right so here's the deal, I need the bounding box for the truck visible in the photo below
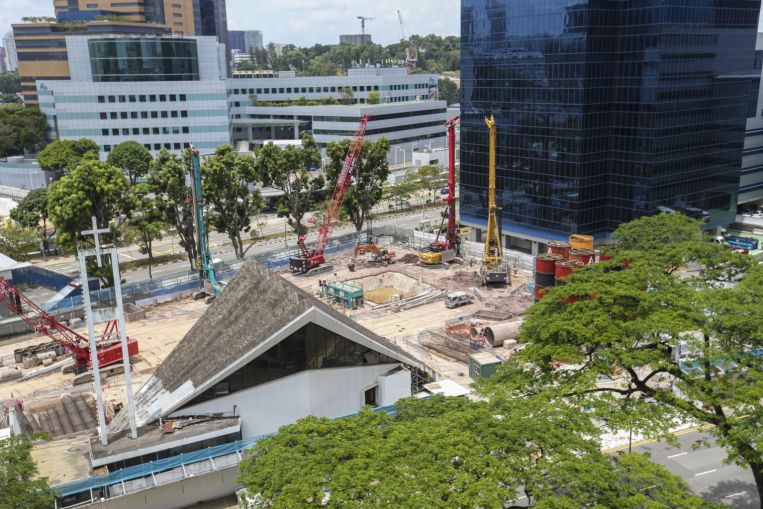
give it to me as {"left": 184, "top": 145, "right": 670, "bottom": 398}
{"left": 444, "top": 291, "right": 474, "bottom": 309}
{"left": 713, "top": 234, "right": 758, "bottom": 252}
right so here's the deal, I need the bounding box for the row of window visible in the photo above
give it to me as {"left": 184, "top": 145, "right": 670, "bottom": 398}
{"left": 101, "top": 126, "right": 190, "bottom": 136}
{"left": 99, "top": 110, "right": 189, "bottom": 120}
{"left": 97, "top": 93, "right": 188, "bottom": 103}
{"left": 104, "top": 142, "right": 186, "bottom": 153}
{"left": 233, "top": 85, "right": 381, "bottom": 95}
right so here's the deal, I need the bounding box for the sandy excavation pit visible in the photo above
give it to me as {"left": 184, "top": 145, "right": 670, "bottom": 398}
{"left": 349, "top": 271, "right": 433, "bottom": 304}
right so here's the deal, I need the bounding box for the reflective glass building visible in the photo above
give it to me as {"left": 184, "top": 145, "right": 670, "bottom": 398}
{"left": 461, "top": 1, "right": 762, "bottom": 250}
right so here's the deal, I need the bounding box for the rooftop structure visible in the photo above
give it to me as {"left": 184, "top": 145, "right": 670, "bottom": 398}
{"left": 340, "top": 34, "right": 372, "bottom": 45}
{"left": 109, "top": 261, "right": 431, "bottom": 438}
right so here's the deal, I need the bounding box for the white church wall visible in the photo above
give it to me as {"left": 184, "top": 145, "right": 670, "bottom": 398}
{"left": 172, "top": 364, "right": 405, "bottom": 439}
{"left": 377, "top": 368, "right": 412, "bottom": 406}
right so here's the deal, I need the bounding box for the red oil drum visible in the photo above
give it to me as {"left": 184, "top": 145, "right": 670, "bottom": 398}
{"left": 535, "top": 254, "right": 560, "bottom": 288}
{"left": 569, "top": 249, "right": 595, "bottom": 265}
{"left": 547, "top": 241, "right": 570, "bottom": 260}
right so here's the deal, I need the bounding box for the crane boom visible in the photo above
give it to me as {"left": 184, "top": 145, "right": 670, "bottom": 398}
{"left": 0, "top": 277, "right": 138, "bottom": 371}
{"left": 187, "top": 145, "right": 222, "bottom": 296}
{"left": 446, "top": 115, "right": 460, "bottom": 254}
{"left": 291, "top": 115, "right": 369, "bottom": 274}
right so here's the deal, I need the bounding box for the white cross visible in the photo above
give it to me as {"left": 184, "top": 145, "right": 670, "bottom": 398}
{"left": 81, "top": 216, "right": 110, "bottom": 267}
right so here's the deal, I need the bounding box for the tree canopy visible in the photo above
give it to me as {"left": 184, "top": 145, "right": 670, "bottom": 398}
{"left": 37, "top": 138, "right": 99, "bottom": 175}
{"left": 480, "top": 212, "right": 763, "bottom": 503}
{"left": 0, "top": 106, "right": 46, "bottom": 158}
{"left": 107, "top": 141, "right": 152, "bottom": 185}
{"left": 325, "top": 137, "right": 390, "bottom": 232}
{"left": 438, "top": 77, "right": 459, "bottom": 105}
{"left": 202, "top": 146, "right": 264, "bottom": 259}
{"left": 0, "top": 71, "right": 20, "bottom": 95}
{"left": 239, "top": 395, "right": 718, "bottom": 509}
{"left": 125, "top": 183, "right": 166, "bottom": 279}
{"left": 10, "top": 188, "right": 50, "bottom": 256}
{"left": 0, "top": 434, "right": 55, "bottom": 509}
{"left": 256, "top": 134, "right": 323, "bottom": 236}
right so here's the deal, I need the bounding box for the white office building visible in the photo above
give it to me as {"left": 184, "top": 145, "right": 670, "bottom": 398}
{"left": 740, "top": 31, "right": 763, "bottom": 205}
{"left": 38, "top": 35, "right": 231, "bottom": 157}
{"left": 3, "top": 31, "right": 17, "bottom": 72}
{"left": 235, "top": 101, "right": 447, "bottom": 164}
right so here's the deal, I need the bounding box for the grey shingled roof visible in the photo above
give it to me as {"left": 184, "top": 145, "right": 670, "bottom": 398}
{"left": 110, "top": 261, "right": 426, "bottom": 432}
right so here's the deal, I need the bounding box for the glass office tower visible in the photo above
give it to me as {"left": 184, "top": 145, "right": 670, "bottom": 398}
{"left": 461, "top": 1, "right": 762, "bottom": 246}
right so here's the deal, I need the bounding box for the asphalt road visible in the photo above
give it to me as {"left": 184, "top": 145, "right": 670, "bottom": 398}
{"left": 630, "top": 431, "right": 759, "bottom": 508}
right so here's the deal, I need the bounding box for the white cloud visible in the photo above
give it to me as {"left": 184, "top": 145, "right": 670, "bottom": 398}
{"left": 0, "top": 0, "right": 460, "bottom": 46}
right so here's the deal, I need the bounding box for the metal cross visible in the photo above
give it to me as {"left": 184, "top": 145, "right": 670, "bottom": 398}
{"left": 81, "top": 216, "right": 110, "bottom": 267}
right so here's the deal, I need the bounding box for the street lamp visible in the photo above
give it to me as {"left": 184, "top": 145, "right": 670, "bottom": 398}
{"left": 396, "top": 147, "right": 406, "bottom": 165}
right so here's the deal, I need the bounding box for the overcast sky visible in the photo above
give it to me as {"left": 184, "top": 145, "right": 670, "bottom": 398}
{"left": 0, "top": 0, "right": 460, "bottom": 46}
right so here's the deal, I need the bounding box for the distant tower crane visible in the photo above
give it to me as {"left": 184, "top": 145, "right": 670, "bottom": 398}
{"left": 357, "top": 16, "right": 374, "bottom": 43}
{"left": 397, "top": 10, "right": 418, "bottom": 72}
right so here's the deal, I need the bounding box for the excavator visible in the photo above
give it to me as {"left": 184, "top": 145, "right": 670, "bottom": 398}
{"left": 348, "top": 242, "right": 395, "bottom": 272}
{"left": 419, "top": 115, "right": 461, "bottom": 265}
{"left": 480, "top": 115, "right": 509, "bottom": 286}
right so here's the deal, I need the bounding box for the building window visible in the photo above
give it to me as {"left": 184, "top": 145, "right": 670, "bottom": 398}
{"left": 301, "top": 87, "right": 306, "bottom": 93}
{"left": 101, "top": 129, "right": 109, "bottom": 136}
{"left": 144, "top": 144, "right": 151, "bottom": 150}
{"left": 112, "top": 128, "right": 119, "bottom": 135}
{"left": 128, "top": 95, "right": 136, "bottom": 102}
{"left": 181, "top": 110, "right": 188, "bottom": 118}
{"left": 132, "top": 128, "right": 139, "bottom": 135}
{"left": 141, "top": 112, "right": 148, "bottom": 119}
{"left": 108, "top": 96, "right": 116, "bottom": 103}
{"left": 130, "top": 112, "right": 138, "bottom": 119}
{"left": 256, "top": 88, "right": 262, "bottom": 94}
{"left": 100, "top": 113, "right": 107, "bottom": 120}
{"left": 182, "top": 126, "right": 189, "bottom": 133}
{"left": 118, "top": 95, "right": 126, "bottom": 103}
{"left": 143, "top": 128, "right": 149, "bottom": 134}
{"left": 161, "top": 111, "right": 168, "bottom": 118}
{"left": 330, "top": 87, "right": 336, "bottom": 92}
{"left": 153, "top": 127, "right": 160, "bottom": 134}
{"left": 98, "top": 96, "right": 105, "bottom": 103}
{"left": 164, "top": 143, "right": 171, "bottom": 149}
{"left": 154, "top": 143, "right": 161, "bottom": 150}
{"left": 120, "top": 112, "right": 128, "bottom": 119}
{"left": 149, "top": 95, "right": 156, "bottom": 102}
{"left": 159, "top": 94, "right": 166, "bottom": 102}
{"left": 139, "top": 95, "right": 146, "bottom": 102}
{"left": 169, "top": 94, "right": 176, "bottom": 101}
{"left": 171, "top": 111, "right": 178, "bottom": 118}
{"left": 151, "top": 112, "right": 158, "bottom": 118}
{"left": 122, "top": 128, "right": 129, "bottom": 135}
{"left": 179, "top": 94, "right": 187, "bottom": 101}
{"left": 174, "top": 143, "right": 181, "bottom": 150}
{"left": 104, "top": 144, "right": 111, "bottom": 152}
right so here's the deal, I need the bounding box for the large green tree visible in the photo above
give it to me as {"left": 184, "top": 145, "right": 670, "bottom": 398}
{"left": 483, "top": 213, "right": 763, "bottom": 502}
{"left": 147, "top": 149, "right": 197, "bottom": 270}
{"left": 238, "top": 396, "right": 717, "bottom": 508}
{"left": 256, "top": 134, "right": 323, "bottom": 236}
{"left": 37, "top": 138, "right": 99, "bottom": 175}
{"left": 0, "top": 434, "right": 55, "bottom": 509}
{"left": 0, "top": 106, "right": 46, "bottom": 157}
{"left": 107, "top": 141, "right": 152, "bottom": 185}
{"left": 10, "top": 188, "right": 50, "bottom": 257}
{"left": 417, "top": 164, "right": 448, "bottom": 199}
{"left": 202, "top": 146, "right": 264, "bottom": 259}
{"left": 0, "top": 220, "right": 38, "bottom": 261}
{"left": 438, "top": 77, "right": 459, "bottom": 105}
{"left": 325, "top": 137, "right": 390, "bottom": 232}
{"left": 0, "top": 71, "right": 21, "bottom": 94}
{"left": 47, "top": 159, "right": 131, "bottom": 252}
{"left": 125, "top": 183, "right": 167, "bottom": 279}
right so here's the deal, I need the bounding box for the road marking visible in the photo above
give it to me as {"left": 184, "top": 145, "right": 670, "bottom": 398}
{"left": 694, "top": 469, "right": 717, "bottom": 477}
{"left": 724, "top": 492, "right": 747, "bottom": 499}
{"left": 667, "top": 452, "right": 688, "bottom": 459}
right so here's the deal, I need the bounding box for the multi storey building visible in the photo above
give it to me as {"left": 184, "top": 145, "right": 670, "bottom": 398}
{"left": 740, "top": 31, "right": 763, "bottom": 205}
{"left": 52, "top": 0, "right": 199, "bottom": 34}
{"left": 340, "top": 34, "right": 372, "bottom": 46}
{"left": 230, "top": 30, "right": 263, "bottom": 53}
{"left": 0, "top": 48, "right": 6, "bottom": 74}
{"left": 37, "top": 35, "right": 442, "bottom": 162}
{"left": 2, "top": 31, "right": 17, "bottom": 72}
{"left": 460, "top": 0, "right": 761, "bottom": 253}
{"left": 38, "top": 36, "right": 230, "bottom": 155}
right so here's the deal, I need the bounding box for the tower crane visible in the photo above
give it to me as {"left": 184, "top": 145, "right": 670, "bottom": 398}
{"left": 480, "top": 115, "right": 509, "bottom": 286}
{"left": 357, "top": 16, "right": 374, "bottom": 42}
{"left": 290, "top": 115, "right": 370, "bottom": 275}
{"left": 419, "top": 115, "right": 460, "bottom": 265}
{"left": 397, "top": 10, "right": 418, "bottom": 72}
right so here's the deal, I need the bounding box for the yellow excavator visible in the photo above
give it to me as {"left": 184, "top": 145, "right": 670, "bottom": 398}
{"left": 480, "top": 115, "right": 509, "bottom": 286}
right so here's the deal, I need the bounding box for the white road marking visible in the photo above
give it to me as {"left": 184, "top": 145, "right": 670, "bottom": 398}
{"left": 667, "top": 452, "right": 688, "bottom": 459}
{"left": 724, "top": 492, "right": 747, "bottom": 499}
{"left": 694, "top": 469, "right": 717, "bottom": 477}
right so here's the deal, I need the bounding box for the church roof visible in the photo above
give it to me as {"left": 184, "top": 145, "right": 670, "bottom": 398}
{"left": 109, "top": 261, "right": 428, "bottom": 432}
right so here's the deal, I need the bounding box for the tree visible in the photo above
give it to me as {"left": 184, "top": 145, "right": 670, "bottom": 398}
{"left": 107, "top": 141, "right": 152, "bottom": 186}
{"left": 384, "top": 170, "right": 420, "bottom": 210}
{"left": 417, "top": 164, "right": 448, "bottom": 199}
{"left": 202, "top": 146, "right": 264, "bottom": 259}
{"left": 438, "top": 77, "right": 459, "bottom": 105}
{"left": 0, "top": 220, "right": 38, "bottom": 261}
{"left": 367, "top": 90, "right": 381, "bottom": 104}
{"left": 10, "top": 188, "right": 50, "bottom": 257}
{"left": 125, "top": 184, "right": 166, "bottom": 279}
{"left": 0, "top": 106, "right": 46, "bottom": 158}
{"left": 483, "top": 213, "right": 763, "bottom": 502}
{"left": 37, "top": 138, "right": 99, "bottom": 175}
{"left": 256, "top": 134, "right": 323, "bottom": 236}
{"left": 47, "top": 159, "right": 131, "bottom": 254}
{"left": 238, "top": 395, "right": 717, "bottom": 508}
{"left": 0, "top": 71, "right": 20, "bottom": 94}
{"left": 611, "top": 212, "right": 703, "bottom": 251}
{"left": 325, "top": 137, "right": 390, "bottom": 232}
{"left": 0, "top": 434, "right": 56, "bottom": 509}
{"left": 148, "top": 149, "right": 197, "bottom": 270}
{"left": 339, "top": 86, "right": 354, "bottom": 105}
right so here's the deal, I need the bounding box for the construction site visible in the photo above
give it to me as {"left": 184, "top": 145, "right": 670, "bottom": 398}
{"left": 0, "top": 114, "right": 566, "bottom": 508}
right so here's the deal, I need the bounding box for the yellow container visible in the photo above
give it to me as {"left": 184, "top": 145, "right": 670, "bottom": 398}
{"left": 569, "top": 234, "right": 594, "bottom": 251}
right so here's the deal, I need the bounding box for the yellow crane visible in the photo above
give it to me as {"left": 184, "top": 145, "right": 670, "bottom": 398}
{"left": 480, "top": 115, "right": 509, "bottom": 286}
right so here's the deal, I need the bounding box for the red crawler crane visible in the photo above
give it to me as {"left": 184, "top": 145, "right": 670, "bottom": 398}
{"left": 0, "top": 277, "right": 138, "bottom": 373}
{"left": 290, "top": 115, "right": 370, "bottom": 274}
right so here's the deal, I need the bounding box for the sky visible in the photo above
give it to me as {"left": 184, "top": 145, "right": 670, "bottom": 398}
{"left": 0, "top": 0, "right": 460, "bottom": 46}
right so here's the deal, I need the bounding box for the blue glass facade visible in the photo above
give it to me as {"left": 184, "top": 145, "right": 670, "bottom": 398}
{"left": 461, "top": 1, "right": 762, "bottom": 241}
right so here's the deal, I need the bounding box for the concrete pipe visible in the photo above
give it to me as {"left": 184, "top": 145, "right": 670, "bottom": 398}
{"left": 469, "top": 326, "right": 483, "bottom": 339}
{"left": 483, "top": 319, "right": 524, "bottom": 347}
